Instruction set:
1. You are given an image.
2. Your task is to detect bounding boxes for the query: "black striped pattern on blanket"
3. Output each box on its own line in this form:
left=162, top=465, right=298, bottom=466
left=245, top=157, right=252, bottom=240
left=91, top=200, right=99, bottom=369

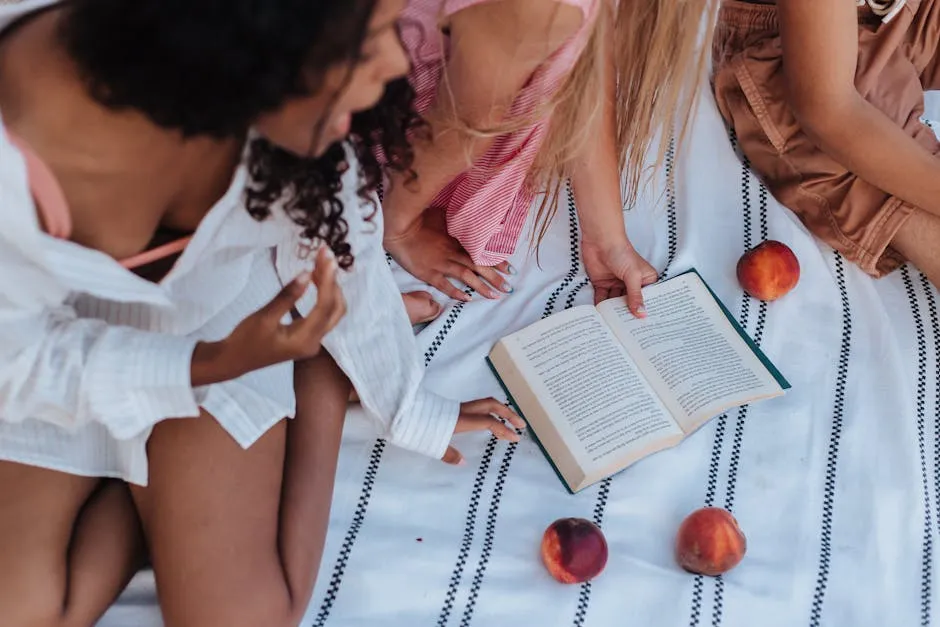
left=684, top=131, right=774, bottom=627
left=312, top=143, right=683, bottom=627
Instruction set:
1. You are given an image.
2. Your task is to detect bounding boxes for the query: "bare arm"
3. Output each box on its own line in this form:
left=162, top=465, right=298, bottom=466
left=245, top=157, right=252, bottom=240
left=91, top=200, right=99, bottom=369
left=569, top=11, right=624, bottom=246
left=569, top=16, right=658, bottom=313
left=382, top=0, right=584, bottom=238
left=779, top=0, right=940, bottom=215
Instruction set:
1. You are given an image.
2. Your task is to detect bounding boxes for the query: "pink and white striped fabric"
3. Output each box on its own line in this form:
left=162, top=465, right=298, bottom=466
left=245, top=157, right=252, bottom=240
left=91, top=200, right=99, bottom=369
left=401, top=0, right=598, bottom=267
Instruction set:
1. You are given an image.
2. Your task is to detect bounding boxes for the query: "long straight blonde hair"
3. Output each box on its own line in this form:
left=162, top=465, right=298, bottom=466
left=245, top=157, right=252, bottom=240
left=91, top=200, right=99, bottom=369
left=434, top=0, right=717, bottom=247
left=527, top=0, right=717, bottom=245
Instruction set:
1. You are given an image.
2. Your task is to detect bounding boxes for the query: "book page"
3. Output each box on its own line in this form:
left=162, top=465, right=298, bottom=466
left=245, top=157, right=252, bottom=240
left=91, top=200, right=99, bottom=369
left=497, top=307, right=681, bottom=470
left=597, top=273, right=783, bottom=433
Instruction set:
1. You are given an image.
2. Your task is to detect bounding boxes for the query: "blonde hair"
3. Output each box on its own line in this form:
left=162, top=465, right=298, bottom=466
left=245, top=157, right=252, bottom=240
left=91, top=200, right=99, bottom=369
left=611, top=0, right=717, bottom=206
left=438, top=0, right=717, bottom=248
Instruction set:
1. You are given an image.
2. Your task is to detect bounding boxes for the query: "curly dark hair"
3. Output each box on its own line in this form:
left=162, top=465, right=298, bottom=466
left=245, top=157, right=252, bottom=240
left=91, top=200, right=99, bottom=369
left=245, top=76, right=426, bottom=270
left=60, top=0, right=424, bottom=269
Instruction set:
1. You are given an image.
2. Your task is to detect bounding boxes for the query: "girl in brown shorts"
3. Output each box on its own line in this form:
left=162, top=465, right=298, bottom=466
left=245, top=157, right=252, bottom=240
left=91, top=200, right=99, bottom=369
left=712, top=0, right=940, bottom=284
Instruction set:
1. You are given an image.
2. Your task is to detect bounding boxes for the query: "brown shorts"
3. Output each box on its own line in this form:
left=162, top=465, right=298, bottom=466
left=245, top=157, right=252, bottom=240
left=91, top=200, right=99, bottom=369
left=712, top=0, right=940, bottom=276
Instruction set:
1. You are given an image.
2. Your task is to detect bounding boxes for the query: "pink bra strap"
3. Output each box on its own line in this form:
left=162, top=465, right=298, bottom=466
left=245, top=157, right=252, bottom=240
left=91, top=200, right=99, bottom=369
left=119, top=236, right=192, bottom=270
left=6, top=130, right=72, bottom=239
left=7, top=128, right=192, bottom=271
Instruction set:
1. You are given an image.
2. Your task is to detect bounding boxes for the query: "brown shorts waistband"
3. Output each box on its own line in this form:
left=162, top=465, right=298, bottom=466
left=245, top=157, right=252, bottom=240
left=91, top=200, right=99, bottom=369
left=717, top=1, right=779, bottom=31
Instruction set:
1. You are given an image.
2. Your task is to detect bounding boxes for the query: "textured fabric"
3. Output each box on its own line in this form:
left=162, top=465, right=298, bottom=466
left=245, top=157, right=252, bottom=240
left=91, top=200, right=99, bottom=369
left=0, top=0, right=460, bottom=483
left=712, top=0, right=940, bottom=277
left=402, top=0, right=598, bottom=266
left=102, top=90, right=940, bottom=627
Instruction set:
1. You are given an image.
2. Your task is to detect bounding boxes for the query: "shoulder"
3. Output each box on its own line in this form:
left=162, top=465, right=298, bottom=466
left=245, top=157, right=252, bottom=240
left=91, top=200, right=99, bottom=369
left=447, top=0, right=585, bottom=52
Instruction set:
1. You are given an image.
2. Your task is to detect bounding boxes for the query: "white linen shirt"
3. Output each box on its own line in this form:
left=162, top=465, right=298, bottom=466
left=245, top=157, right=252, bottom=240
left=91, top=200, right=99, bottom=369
left=0, top=72, right=458, bottom=483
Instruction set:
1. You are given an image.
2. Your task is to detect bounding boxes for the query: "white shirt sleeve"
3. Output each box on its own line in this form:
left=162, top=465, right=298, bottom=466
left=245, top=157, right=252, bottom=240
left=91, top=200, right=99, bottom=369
left=281, top=192, right=459, bottom=460
left=0, top=133, right=201, bottom=440
left=0, top=302, right=200, bottom=440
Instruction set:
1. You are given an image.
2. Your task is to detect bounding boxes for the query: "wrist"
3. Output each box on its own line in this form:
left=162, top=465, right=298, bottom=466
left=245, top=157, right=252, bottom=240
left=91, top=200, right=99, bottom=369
left=582, top=230, right=632, bottom=253
left=191, top=340, right=242, bottom=387
left=383, top=214, right=422, bottom=245
left=572, top=195, right=629, bottom=243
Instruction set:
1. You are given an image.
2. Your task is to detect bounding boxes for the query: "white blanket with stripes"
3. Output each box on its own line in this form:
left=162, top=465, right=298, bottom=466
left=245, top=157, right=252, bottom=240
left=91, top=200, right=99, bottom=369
left=101, top=91, right=940, bottom=627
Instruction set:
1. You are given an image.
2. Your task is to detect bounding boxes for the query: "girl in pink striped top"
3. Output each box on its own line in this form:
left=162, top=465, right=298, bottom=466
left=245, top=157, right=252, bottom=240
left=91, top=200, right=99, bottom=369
left=385, top=0, right=715, bottom=318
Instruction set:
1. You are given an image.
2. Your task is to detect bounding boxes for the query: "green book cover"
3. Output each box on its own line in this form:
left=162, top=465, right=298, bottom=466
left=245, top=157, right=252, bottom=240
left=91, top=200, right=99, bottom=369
left=486, top=267, right=789, bottom=494
left=486, top=356, right=576, bottom=495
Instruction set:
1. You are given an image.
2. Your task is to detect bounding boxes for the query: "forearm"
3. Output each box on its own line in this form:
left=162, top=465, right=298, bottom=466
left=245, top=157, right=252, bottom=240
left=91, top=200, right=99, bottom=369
left=803, top=94, right=940, bottom=215
left=569, top=21, right=630, bottom=245
left=570, top=137, right=630, bottom=244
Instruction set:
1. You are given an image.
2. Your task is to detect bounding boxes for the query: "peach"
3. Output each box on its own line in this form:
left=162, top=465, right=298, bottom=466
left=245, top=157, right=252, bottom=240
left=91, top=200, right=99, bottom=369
left=736, top=240, right=800, bottom=301
left=540, top=518, right=608, bottom=584
left=675, top=507, right=747, bottom=577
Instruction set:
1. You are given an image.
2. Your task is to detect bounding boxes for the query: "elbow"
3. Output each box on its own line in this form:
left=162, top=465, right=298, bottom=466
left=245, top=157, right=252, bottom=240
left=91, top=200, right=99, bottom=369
left=788, top=89, right=862, bottom=150
left=790, top=99, right=837, bottom=145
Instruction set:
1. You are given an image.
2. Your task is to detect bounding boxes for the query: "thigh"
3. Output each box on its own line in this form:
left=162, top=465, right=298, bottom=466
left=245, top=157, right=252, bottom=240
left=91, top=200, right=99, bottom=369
left=131, top=411, right=292, bottom=627
left=0, top=461, right=99, bottom=623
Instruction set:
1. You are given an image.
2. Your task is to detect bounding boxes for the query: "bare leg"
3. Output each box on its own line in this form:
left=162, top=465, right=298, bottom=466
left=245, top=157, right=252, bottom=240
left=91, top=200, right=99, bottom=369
left=891, top=210, right=940, bottom=287
left=131, top=353, right=350, bottom=627
left=0, top=463, right=145, bottom=627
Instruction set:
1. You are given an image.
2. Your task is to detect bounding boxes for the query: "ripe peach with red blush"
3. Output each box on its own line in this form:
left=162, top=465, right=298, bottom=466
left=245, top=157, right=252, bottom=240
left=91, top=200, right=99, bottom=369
left=540, top=518, right=608, bottom=584
left=675, top=507, right=747, bottom=576
left=736, top=240, right=800, bottom=301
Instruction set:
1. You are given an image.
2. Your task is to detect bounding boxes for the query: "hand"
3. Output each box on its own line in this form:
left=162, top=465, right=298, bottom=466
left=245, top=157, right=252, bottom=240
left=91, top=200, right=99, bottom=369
left=384, top=211, right=513, bottom=302
left=582, top=238, right=658, bottom=316
left=191, top=246, right=347, bottom=386
left=441, top=399, right=526, bottom=465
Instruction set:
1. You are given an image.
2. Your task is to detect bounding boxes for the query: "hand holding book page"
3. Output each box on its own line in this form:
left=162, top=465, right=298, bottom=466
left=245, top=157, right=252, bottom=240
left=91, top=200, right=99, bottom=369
left=488, top=270, right=788, bottom=493
left=596, top=271, right=784, bottom=432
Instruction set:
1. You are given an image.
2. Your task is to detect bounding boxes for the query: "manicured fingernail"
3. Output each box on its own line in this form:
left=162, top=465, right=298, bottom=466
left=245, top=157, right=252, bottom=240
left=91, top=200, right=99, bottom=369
left=502, top=283, right=514, bottom=293
left=458, top=458, right=467, bottom=466
left=507, top=264, right=518, bottom=275
left=636, top=305, right=646, bottom=314
left=296, top=272, right=311, bottom=286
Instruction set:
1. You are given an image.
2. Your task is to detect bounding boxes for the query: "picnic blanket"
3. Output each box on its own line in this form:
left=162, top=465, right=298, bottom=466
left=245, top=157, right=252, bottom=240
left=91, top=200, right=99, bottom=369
left=99, top=90, right=940, bottom=627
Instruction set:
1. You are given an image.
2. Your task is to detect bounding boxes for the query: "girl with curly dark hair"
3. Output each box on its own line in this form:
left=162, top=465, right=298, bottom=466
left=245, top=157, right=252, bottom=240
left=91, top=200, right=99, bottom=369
left=0, top=1, right=521, bottom=625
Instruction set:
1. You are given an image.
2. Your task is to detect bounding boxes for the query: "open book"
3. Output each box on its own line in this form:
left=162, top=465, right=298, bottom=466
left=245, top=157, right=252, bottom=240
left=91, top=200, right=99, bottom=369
left=487, top=269, right=789, bottom=494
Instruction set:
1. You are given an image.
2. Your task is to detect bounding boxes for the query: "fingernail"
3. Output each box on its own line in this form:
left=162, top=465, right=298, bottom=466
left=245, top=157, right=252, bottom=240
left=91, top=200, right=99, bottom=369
left=296, top=272, right=311, bottom=286
left=502, top=283, right=514, bottom=293
left=636, top=305, right=647, bottom=315
left=507, top=264, right=518, bottom=275
left=458, top=458, right=467, bottom=466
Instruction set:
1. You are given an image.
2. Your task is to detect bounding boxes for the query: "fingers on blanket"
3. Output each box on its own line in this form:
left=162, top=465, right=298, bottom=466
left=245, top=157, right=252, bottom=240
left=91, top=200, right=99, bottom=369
left=442, top=446, right=466, bottom=466
left=444, top=400, right=526, bottom=467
